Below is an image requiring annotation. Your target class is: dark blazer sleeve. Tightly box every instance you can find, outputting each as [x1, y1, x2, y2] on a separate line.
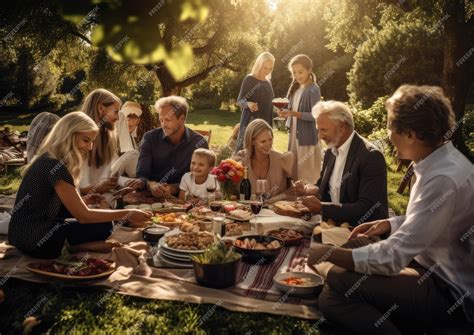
[321, 149, 387, 225]
[136, 131, 153, 181]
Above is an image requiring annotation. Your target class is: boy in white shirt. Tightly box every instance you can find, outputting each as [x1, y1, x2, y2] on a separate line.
[178, 148, 220, 201]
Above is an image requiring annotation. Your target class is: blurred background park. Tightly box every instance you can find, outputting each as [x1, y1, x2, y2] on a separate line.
[0, 1, 473, 333]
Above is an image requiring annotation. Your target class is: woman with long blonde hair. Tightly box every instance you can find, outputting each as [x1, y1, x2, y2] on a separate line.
[234, 52, 275, 153]
[80, 89, 143, 206]
[8, 112, 151, 259]
[233, 119, 293, 198]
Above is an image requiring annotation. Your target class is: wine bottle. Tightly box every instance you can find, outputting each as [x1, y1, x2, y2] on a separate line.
[239, 167, 251, 201]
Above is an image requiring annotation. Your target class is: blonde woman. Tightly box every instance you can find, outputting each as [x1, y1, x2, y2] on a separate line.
[8, 112, 152, 259]
[234, 52, 275, 153]
[80, 89, 143, 205]
[233, 119, 293, 198]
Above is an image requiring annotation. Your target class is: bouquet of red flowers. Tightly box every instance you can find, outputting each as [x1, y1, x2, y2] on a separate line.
[211, 159, 244, 199]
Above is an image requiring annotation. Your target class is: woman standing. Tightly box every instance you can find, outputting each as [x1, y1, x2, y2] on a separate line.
[8, 112, 151, 259]
[233, 119, 293, 198]
[234, 52, 275, 153]
[279, 54, 321, 183]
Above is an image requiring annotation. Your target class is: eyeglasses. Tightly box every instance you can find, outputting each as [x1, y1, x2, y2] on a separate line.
[127, 114, 141, 120]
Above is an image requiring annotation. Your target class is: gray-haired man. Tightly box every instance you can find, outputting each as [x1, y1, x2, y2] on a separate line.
[296, 100, 388, 226]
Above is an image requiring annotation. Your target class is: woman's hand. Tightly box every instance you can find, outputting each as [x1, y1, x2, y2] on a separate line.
[278, 109, 290, 117]
[349, 219, 391, 240]
[150, 183, 172, 198]
[247, 102, 259, 112]
[293, 180, 306, 196]
[127, 209, 152, 228]
[82, 193, 105, 205]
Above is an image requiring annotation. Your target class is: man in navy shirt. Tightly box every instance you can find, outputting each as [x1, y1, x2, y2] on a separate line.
[136, 96, 208, 197]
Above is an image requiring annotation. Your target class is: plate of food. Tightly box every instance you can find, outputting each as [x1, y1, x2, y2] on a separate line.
[161, 231, 215, 253]
[267, 228, 305, 246]
[233, 235, 284, 264]
[273, 272, 324, 296]
[26, 256, 114, 280]
[226, 209, 255, 222]
[151, 212, 188, 228]
[272, 201, 311, 219]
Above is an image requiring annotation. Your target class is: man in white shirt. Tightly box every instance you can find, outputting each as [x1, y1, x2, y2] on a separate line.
[308, 85, 474, 333]
[297, 101, 388, 226]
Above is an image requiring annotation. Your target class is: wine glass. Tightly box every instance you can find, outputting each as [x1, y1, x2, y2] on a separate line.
[250, 194, 263, 232]
[256, 179, 268, 200]
[206, 174, 217, 206]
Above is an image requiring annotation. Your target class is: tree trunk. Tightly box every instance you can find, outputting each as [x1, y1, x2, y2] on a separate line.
[442, 1, 473, 161]
[155, 64, 182, 97]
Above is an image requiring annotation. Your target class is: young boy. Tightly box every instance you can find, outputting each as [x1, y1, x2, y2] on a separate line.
[178, 148, 220, 201]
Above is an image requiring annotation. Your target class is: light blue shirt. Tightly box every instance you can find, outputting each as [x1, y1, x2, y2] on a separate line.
[352, 142, 474, 321]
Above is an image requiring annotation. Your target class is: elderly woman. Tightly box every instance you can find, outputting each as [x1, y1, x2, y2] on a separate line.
[308, 85, 473, 333]
[111, 101, 142, 178]
[233, 119, 293, 198]
[234, 52, 275, 153]
[26, 112, 60, 162]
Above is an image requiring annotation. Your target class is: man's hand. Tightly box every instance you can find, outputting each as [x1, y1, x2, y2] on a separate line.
[307, 243, 337, 266]
[125, 179, 144, 190]
[349, 219, 391, 240]
[302, 196, 321, 214]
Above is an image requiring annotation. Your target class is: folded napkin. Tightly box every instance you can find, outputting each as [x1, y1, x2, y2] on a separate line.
[253, 209, 320, 235]
[0, 212, 11, 235]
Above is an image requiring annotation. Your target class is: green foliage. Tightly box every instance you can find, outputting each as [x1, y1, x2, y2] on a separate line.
[347, 8, 443, 108]
[267, 0, 349, 101]
[353, 96, 388, 137]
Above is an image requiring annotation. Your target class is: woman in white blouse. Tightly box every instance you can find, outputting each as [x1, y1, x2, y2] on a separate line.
[80, 89, 143, 207]
[305, 85, 474, 333]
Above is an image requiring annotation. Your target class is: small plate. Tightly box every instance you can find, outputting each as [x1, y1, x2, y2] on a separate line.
[26, 262, 115, 280]
[273, 272, 324, 296]
[226, 214, 255, 222]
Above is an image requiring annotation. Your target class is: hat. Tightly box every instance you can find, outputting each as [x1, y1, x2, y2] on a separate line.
[120, 101, 142, 117]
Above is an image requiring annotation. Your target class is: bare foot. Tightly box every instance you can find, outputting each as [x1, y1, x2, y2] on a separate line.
[69, 240, 123, 254]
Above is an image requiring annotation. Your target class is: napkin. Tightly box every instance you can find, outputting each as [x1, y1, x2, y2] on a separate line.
[0, 212, 11, 235]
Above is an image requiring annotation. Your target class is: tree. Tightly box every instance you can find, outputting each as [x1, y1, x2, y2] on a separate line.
[348, 8, 443, 108]
[58, 0, 271, 96]
[325, 0, 474, 160]
[267, 0, 350, 100]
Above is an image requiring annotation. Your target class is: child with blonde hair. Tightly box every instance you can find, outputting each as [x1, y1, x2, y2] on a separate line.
[178, 148, 220, 201]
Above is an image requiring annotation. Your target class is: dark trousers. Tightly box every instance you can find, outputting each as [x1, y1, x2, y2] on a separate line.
[30, 219, 112, 259]
[318, 237, 468, 334]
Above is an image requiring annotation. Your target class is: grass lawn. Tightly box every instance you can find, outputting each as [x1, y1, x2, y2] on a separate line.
[0, 108, 408, 334]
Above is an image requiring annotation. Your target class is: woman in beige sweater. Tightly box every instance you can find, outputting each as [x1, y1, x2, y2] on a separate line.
[233, 119, 294, 198]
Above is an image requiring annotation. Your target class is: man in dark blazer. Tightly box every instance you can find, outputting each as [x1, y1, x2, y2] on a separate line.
[297, 101, 388, 226]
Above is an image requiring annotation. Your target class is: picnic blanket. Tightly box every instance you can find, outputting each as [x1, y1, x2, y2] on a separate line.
[0, 214, 323, 320]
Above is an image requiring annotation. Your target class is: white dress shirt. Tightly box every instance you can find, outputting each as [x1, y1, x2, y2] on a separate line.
[352, 142, 474, 321]
[328, 131, 355, 204]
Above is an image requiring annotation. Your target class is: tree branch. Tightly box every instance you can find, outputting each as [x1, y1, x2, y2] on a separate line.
[69, 29, 92, 44]
[177, 64, 221, 88]
[192, 23, 225, 55]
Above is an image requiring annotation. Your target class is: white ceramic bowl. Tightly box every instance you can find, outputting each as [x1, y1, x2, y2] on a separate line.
[273, 272, 324, 296]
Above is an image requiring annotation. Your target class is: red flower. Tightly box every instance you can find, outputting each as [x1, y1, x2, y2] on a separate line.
[231, 174, 241, 183]
[217, 174, 227, 182]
